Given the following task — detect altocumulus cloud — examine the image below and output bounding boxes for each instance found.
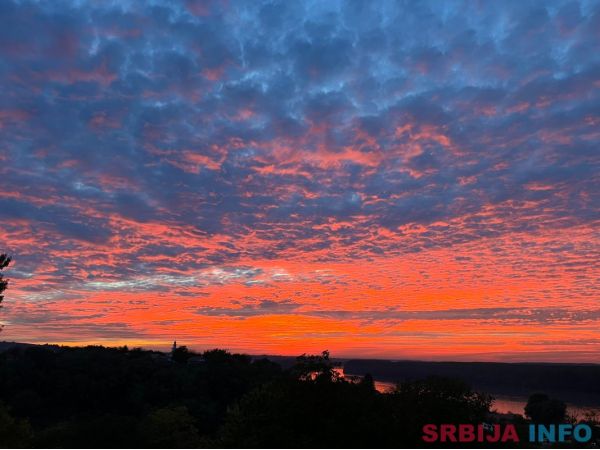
[0,0,598,359]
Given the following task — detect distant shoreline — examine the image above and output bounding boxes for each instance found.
[342,358,600,408]
[3,341,599,366]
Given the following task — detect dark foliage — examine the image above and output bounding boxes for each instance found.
[524,393,567,424]
[1,345,592,448]
[171,345,192,364]
[290,350,339,382]
[0,345,281,447]
[0,402,32,448]
[220,374,388,448]
[0,254,11,309]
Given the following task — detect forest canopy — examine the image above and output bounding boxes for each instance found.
[0,345,597,448]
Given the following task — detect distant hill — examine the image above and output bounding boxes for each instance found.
[344,359,600,403]
[252,354,347,369]
[0,341,59,352]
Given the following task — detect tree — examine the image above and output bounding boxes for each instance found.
[524,393,567,424]
[291,350,341,383]
[359,373,376,391]
[138,406,201,448]
[0,254,11,307]
[0,402,33,448]
[171,344,191,363]
[0,254,11,333]
[219,373,389,448]
[393,376,492,423]
[388,376,493,446]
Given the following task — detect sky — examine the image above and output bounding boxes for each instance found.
[0,0,599,362]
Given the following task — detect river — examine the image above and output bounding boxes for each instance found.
[337,367,600,420]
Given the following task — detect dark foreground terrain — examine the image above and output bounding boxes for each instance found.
[0,343,598,448]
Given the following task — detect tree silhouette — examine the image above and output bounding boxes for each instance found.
[171,345,191,363]
[220,352,390,448]
[393,376,492,424]
[359,373,376,391]
[525,393,567,424]
[0,254,11,307]
[291,350,341,382]
[139,406,201,448]
[0,402,32,448]
[0,254,12,332]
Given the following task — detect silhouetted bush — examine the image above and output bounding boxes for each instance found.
[524,393,567,424]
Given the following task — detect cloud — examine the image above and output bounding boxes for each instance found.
[0,0,598,359]
[196,299,299,317]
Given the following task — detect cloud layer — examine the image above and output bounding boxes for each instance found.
[0,0,598,360]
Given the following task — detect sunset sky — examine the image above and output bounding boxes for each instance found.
[0,0,599,362]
